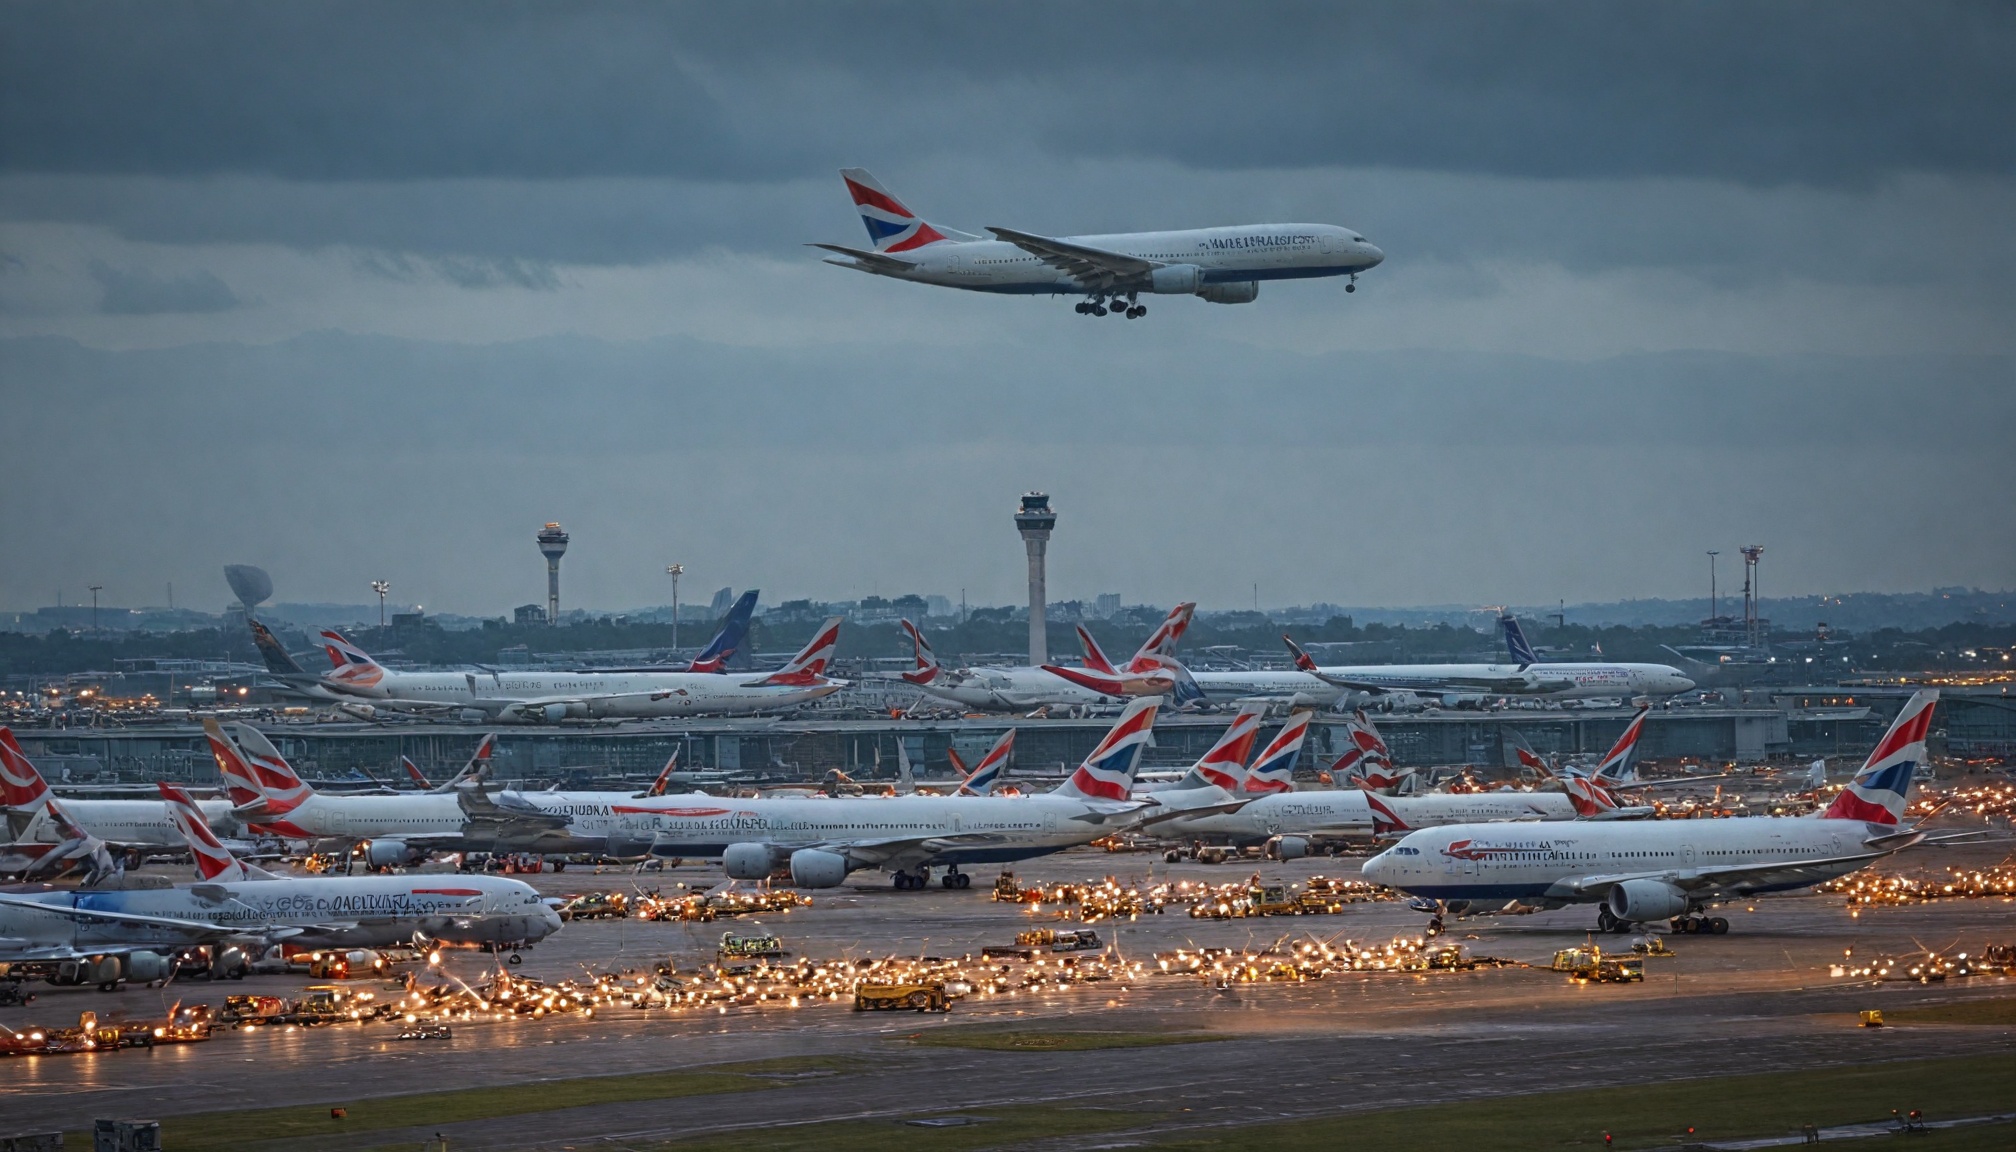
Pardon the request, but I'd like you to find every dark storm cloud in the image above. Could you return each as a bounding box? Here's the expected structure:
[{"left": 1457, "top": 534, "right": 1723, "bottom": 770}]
[
  {"left": 87, "top": 260, "right": 239, "bottom": 314},
  {"left": 4, "top": 1, "right": 2011, "bottom": 186}
]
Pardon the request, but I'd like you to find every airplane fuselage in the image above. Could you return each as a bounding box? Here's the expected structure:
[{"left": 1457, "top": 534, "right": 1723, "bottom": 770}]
[
  {"left": 637, "top": 792, "right": 1119, "bottom": 869},
  {"left": 7, "top": 797, "right": 237, "bottom": 850},
  {"left": 913, "top": 666, "right": 1117, "bottom": 712},
  {"left": 874, "top": 225, "right": 1382, "bottom": 296},
  {"left": 1162, "top": 788, "right": 1579, "bottom": 842},
  {"left": 328, "top": 668, "right": 843, "bottom": 720}
]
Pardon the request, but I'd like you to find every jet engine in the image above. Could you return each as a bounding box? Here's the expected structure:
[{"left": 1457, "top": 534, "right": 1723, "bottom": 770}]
[
  {"left": 540, "top": 703, "right": 571, "bottom": 723},
  {"left": 1265, "top": 835, "right": 1311, "bottom": 861},
  {"left": 787, "top": 848, "right": 850, "bottom": 889},
  {"left": 1606, "top": 879, "right": 1689, "bottom": 922},
  {"left": 337, "top": 703, "right": 379, "bottom": 720},
  {"left": 1148, "top": 264, "right": 1204, "bottom": 294},
  {"left": 53, "top": 956, "right": 122, "bottom": 987},
  {"left": 361, "top": 839, "right": 417, "bottom": 867},
  {"left": 120, "top": 950, "right": 170, "bottom": 984},
  {"left": 1197, "top": 281, "right": 1259, "bottom": 305},
  {"left": 722, "top": 842, "right": 780, "bottom": 880}
]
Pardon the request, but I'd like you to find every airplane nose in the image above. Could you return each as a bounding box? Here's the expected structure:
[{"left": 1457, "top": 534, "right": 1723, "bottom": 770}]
[
  {"left": 537, "top": 905, "right": 564, "bottom": 938},
  {"left": 1362, "top": 244, "right": 1384, "bottom": 268},
  {"left": 1360, "top": 852, "right": 1389, "bottom": 883}
]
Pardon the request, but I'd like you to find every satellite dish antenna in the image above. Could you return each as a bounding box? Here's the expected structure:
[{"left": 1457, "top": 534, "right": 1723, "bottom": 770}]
[{"left": 224, "top": 565, "right": 273, "bottom": 614}]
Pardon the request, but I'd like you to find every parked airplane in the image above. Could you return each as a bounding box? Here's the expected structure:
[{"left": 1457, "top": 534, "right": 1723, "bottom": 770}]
[
  {"left": 1280, "top": 621, "right": 1693, "bottom": 705},
  {"left": 2, "top": 727, "right": 235, "bottom": 855},
  {"left": 1362, "top": 690, "right": 1952, "bottom": 935},
  {"left": 815, "top": 169, "right": 1383, "bottom": 317},
  {"left": 633, "top": 699, "right": 1170, "bottom": 889},
  {"left": 898, "top": 604, "right": 1194, "bottom": 712},
  {"left": 309, "top": 618, "right": 846, "bottom": 722}
]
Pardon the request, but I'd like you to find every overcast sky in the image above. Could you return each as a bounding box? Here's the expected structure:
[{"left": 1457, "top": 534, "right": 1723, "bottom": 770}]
[{"left": 3, "top": 1, "right": 2012, "bottom": 615}]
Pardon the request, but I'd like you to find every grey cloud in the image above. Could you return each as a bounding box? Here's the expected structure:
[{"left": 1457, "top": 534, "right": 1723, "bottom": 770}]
[
  {"left": 87, "top": 260, "right": 239, "bottom": 314},
  {"left": 4, "top": 2, "right": 2011, "bottom": 187}
]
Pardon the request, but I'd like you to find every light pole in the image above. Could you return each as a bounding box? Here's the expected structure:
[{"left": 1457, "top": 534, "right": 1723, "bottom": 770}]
[
  {"left": 88, "top": 585, "right": 102, "bottom": 631},
  {"left": 1706, "top": 551, "right": 1720, "bottom": 622},
  {"left": 371, "top": 580, "right": 390, "bottom": 627},
  {"left": 665, "top": 564, "right": 684, "bottom": 652}
]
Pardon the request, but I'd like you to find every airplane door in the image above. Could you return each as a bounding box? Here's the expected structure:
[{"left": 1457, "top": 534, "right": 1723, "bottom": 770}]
[{"left": 1681, "top": 843, "right": 1696, "bottom": 866}]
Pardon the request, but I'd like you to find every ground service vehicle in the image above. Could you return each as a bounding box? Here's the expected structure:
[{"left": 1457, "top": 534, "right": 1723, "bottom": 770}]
[{"left": 854, "top": 982, "right": 950, "bottom": 1012}]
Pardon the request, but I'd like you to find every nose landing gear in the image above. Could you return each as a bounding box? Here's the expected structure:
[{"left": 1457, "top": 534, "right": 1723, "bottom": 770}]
[{"left": 1346, "top": 273, "right": 1357, "bottom": 293}]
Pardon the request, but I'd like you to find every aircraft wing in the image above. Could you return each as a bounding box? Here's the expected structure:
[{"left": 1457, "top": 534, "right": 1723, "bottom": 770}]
[
  {"left": 0, "top": 893, "right": 248, "bottom": 938},
  {"left": 986, "top": 226, "right": 1157, "bottom": 289},
  {"left": 807, "top": 243, "right": 919, "bottom": 274},
  {"left": 1553, "top": 846, "right": 1900, "bottom": 902},
  {"left": 1123, "top": 797, "right": 1254, "bottom": 830}
]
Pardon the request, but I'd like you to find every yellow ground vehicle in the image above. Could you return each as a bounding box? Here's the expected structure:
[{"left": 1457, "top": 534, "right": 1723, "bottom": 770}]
[
  {"left": 559, "top": 892, "right": 629, "bottom": 921},
  {"left": 717, "top": 931, "right": 787, "bottom": 964},
  {"left": 1552, "top": 946, "right": 1644, "bottom": 984},
  {"left": 853, "top": 982, "right": 950, "bottom": 1012},
  {"left": 1013, "top": 928, "right": 1102, "bottom": 953}
]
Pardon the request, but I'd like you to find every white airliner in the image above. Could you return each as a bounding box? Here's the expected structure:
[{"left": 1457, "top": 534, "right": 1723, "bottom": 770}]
[
  {"left": 1277, "top": 616, "right": 1694, "bottom": 705},
  {"left": 308, "top": 619, "right": 846, "bottom": 722},
  {"left": 815, "top": 169, "right": 1383, "bottom": 317},
  {"left": 635, "top": 699, "right": 1170, "bottom": 889},
  {"left": 1363, "top": 691, "right": 1950, "bottom": 935},
  {"left": 3, "top": 727, "right": 234, "bottom": 856},
  {"left": 897, "top": 605, "right": 1195, "bottom": 713}
]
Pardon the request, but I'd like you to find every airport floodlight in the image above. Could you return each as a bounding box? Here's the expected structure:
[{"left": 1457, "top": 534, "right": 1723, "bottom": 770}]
[
  {"left": 1014, "top": 493, "right": 1057, "bottom": 666},
  {"left": 371, "top": 579, "right": 390, "bottom": 627},
  {"left": 538, "top": 522, "right": 570, "bottom": 625},
  {"left": 666, "top": 563, "right": 685, "bottom": 651}
]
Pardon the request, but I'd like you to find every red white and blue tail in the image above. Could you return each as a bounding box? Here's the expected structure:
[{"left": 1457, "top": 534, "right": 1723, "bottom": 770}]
[
  {"left": 841, "top": 168, "right": 949, "bottom": 254},
  {"left": 0, "top": 727, "right": 53, "bottom": 811},
  {"left": 319, "top": 630, "right": 387, "bottom": 692},
  {"left": 899, "top": 619, "right": 941, "bottom": 686},
  {"left": 1592, "top": 707, "right": 1650, "bottom": 783},
  {"left": 750, "top": 617, "right": 843, "bottom": 687},
  {"left": 1244, "top": 711, "right": 1314, "bottom": 794},
  {"left": 1283, "top": 634, "right": 1319, "bottom": 673},
  {"left": 158, "top": 782, "right": 271, "bottom": 881},
  {"left": 1052, "top": 698, "right": 1160, "bottom": 802},
  {"left": 1182, "top": 704, "right": 1266, "bottom": 791},
  {"left": 1364, "top": 792, "right": 1413, "bottom": 839},
  {"left": 1823, "top": 690, "right": 1937, "bottom": 825},
  {"left": 1076, "top": 626, "right": 1118, "bottom": 676},
  {"left": 1127, "top": 603, "right": 1196, "bottom": 672},
  {"left": 230, "top": 723, "right": 315, "bottom": 814},
  {"left": 957, "top": 730, "right": 1016, "bottom": 796}
]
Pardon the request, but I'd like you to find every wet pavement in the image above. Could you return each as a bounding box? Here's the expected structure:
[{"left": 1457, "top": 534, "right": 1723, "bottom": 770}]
[{"left": 3, "top": 843, "right": 2012, "bottom": 1147}]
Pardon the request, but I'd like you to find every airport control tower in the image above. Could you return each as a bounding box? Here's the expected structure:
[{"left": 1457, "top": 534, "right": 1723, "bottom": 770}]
[
  {"left": 537, "top": 522, "right": 569, "bottom": 626},
  {"left": 1014, "top": 493, "right": 1056, "bottom": 666}
]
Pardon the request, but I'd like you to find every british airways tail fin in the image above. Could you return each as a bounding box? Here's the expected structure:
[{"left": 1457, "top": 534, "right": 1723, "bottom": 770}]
[
  {"left": 1502, "top": 615, "right": 1540, "bottom": 668},
  {"left": 158, "top": 782, "right": 274, "bottom": 881},
  {"left": 1282, "top": 634, "right": 1318, "bottom": 673},
  {"left": 1179, "top": 704, "right": 1265, "bottom": 791},
  {"left": 957, "top": 730, "right": 1015, "bottom": 796},
  {"left": 1051, "top": 698, "right": 1160, "bottom": 802},
  {"left": 1077, "top": 625, "right": 1118, "bottom": 675},
  {"left": 1822, "top": 690, "right": 1937, "bottom": 825},
  {"left": 1592, "top": 708, "right": 1650, "bottom": 783},
  {"left": 0, "top": 727, "right": 52, "bottom": 811},
  {"left": 318, "top": 630, "right": 388, "bottom": 691},
  {"left": 749, "top": 617, "right": 843, "bottom": 687},
  {"left": 1244, "top": 711, "right": 1314, "bottom": 794},
  {"left": 688, "top": 590, "right": 759, "bottom": 673},
  {"left": 1128, "top": 603, "right": 1196, "bottom": 670},
  {"left": 840, "top": 169, "right": 967, "bottom": 253},
  {"left": 899, "top": 619, "right": 941, "bottom": 685}
]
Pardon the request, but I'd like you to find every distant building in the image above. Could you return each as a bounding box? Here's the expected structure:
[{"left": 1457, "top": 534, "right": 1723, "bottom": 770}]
[
  {"left": 1094, "top": 593, "right": 1121, "bottom": 619},
  {"left": 513, "top": 603, "right": 548, "bottom": 626},
  {"left": 708, "top": 587, "right": 736, "bottom": 614},
  {"left": 925, "top": 595, "right": 953, "bottom": 618}
]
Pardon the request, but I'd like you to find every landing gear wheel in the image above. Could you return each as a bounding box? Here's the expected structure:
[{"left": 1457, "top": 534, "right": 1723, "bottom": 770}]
[
  {"left": 941, "top": 873, "right": 958, "bottom": 889},
  {"left": 1346, "top": 282, "right": 1355, "bottom": 293},
  {"left": 1597, "top": 907, "right": 1618, "bottom": 933},
  {"left": 1425, "top": 917, "right": 1444, "bottom": 937},
  {"left": 1127, "top": 306, "right": 1146, "bottom": 318},
  {"left": 508, "top": 952, "right": 523, "bottom": 965},
  {"left": 1164, "top": 850, "right": 1181, "bottom": 864},
  {"left": 1092, "top": 305, "right": 1108, "bottom": 316},
  {"left": 1673, "top": 917, "right": 1695, "bottom": 934},
  {"left": 955, "top": 872, "right": 971, "bottom": 890},
  {"left": 1708, "top": 916, "right": 1729, "bottom": 935}
]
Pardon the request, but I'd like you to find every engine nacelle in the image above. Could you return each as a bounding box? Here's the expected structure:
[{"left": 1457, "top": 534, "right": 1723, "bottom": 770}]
[
  {"left": 787, "top": 848, "right": 850, "bottom": 889},
  {"left": 120, "top": 951, "right": 170, "bottom": 984},
  {"left": 1606, "top": 878, "right": 1689, "bottom": 922},
  {"left": 53, "top": 956, "right": 123, "bottom": 987},
  {"left": 1147, "top": 264, "right": 1204, "bottom": 294},
  {"left": 1197, "top": 281, "right": 1259, "bottom": 305},
  {"left": 540, "top": 702, "right": 571, "bottom": 723},
  {"left": 211, "top": 946, "right": 250, "bottom": 978},
  {"left": 337, "top": 702, "right": 378, "bottom": 720},
  {"left": 1266, "top": 836, "right": 1310, "bottom": 861},
  {"left": 362, "top": 839, "right": 416, "bottom": 868},
  {"left": 722, "top": 841, "right": 780, "bottom": 880}
]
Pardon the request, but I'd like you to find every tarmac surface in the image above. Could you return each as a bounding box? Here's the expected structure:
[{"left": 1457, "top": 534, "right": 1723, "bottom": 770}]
[{"left": 3, "top": 842, "right": 2013, "bottom": 1148}]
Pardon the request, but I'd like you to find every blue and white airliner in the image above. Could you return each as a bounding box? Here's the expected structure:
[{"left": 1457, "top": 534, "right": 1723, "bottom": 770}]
[{"left": 813, "top": 168, "right": 1383, "bottom": 317}]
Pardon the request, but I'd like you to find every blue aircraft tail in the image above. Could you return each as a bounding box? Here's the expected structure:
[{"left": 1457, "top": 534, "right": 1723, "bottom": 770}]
[
  {"left": 688, "top": 589, "right": 759, "bottom": 672},
  {"left": 1501, "top": 615, "right": 1539, "bottom": 667}
]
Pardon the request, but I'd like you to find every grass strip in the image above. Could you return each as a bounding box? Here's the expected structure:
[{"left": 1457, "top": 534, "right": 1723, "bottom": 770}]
[
  {"left": 1148, "top": 1052, "right": 2016, "bottom": 1151},
  {"left": 1884, "top": 997, "right": 2016, "bottom": 1027},
  {"left": 646, "top": 1107, "right": 1157, "bottom": 1152},
  {"left": 91, "top": 1055, "right": 850, "bottom": 1152},
  {"left": 903, "top": 1026, "right": 1222, "bottom": 1052}
]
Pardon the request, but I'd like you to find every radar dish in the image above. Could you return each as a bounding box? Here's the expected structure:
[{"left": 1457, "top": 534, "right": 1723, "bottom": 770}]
[{"left": 224, "top": 565, "right": 273, "bottom": 610}]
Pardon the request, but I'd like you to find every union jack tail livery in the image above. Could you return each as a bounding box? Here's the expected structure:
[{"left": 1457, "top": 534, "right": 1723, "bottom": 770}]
[
  {"left": 1501, "top": 615, "right": 1540, "bottom": 667},
  {"left": 0, "top": 727, "right": 52, "bottom": 811},
  {"left": 204, "top": 720, "right": 314, "bottom": 836},
  {"left": 1561, "top": 773, "right": 1623, "bottom": 818},
  {"left": 687, "top": 590, "right": 759, "bottom": 673},
  {"left": 899, "top": 619, "right": 941, "bottom": 685},
  {"left": 230, "top": 723, "right": 316, "bottom": 814},
  {"left": 158, "top": 782, "right": 270, "bottom": 881},
  {"left": 1364, "top": 792, "right": 1412, "bottom": 839},
  {"left": 1184, "top": 704, "right": 1266, "bottom": 791},
  {"left": 842, "top": 168, "right": 949, "bottom": 254},
  {"left": 1592, "top": 708, "right": 1650, "bottom": 783},
  {"left": 1126, "top": 603, "right": 1196, "bottom": 672},
  {"left": 1077, "top": 625, "right": 1118, "bottom": 675},
  {"left": 319, "top": 630, "right": 387, "bottom": 691},
  {"left": 749, "top": 617, "right": 843, "bottom": 687},
  {"left": 957, "top": 730, "right": 1016, "bottom": 796},
  {"left": 1244, "top": 711, "right": 1314, "bottom": 794},
  {"left": 1822, "top": 690, "right": 1937, "bottom": 825},
  {"left": 1283, "top": 634, "right": 1319, "bottom": 673},
  {"left": 1053, "top": 698, "right": 1160, "bottom": 802}
]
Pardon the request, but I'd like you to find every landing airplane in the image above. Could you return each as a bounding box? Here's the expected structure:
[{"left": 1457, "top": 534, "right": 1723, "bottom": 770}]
[
  {"left": 814, "top": 169, "right": 1383, "bottom": 317},
  {"left": 1362, "top": 691, "right": 1962, "bottom": 936}
]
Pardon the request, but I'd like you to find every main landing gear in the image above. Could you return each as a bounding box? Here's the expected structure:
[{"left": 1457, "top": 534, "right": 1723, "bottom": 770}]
[
  {"left": 1596, "top": 907, "right": 1630, "bottom": 934},
  {"left": 892, "top": 868, "right": 935, "bottom": 890},
  {"left": 1074, "top": 294, "right": 1146, "bottom": 319},
  {"left": 940, "top": 867, "right": 972, "bottom": 890},
  {"left": 1671, "top": 914, "right": 1728, "bottom": 935}
]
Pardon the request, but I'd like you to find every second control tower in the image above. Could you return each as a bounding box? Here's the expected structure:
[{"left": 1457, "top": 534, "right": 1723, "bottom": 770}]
[
  {"left": 537, "top": 522, "right": 569, "bottom": 625},
  {"left": 1014, "top": 493, "right": 1056, "bottom": 666}
]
